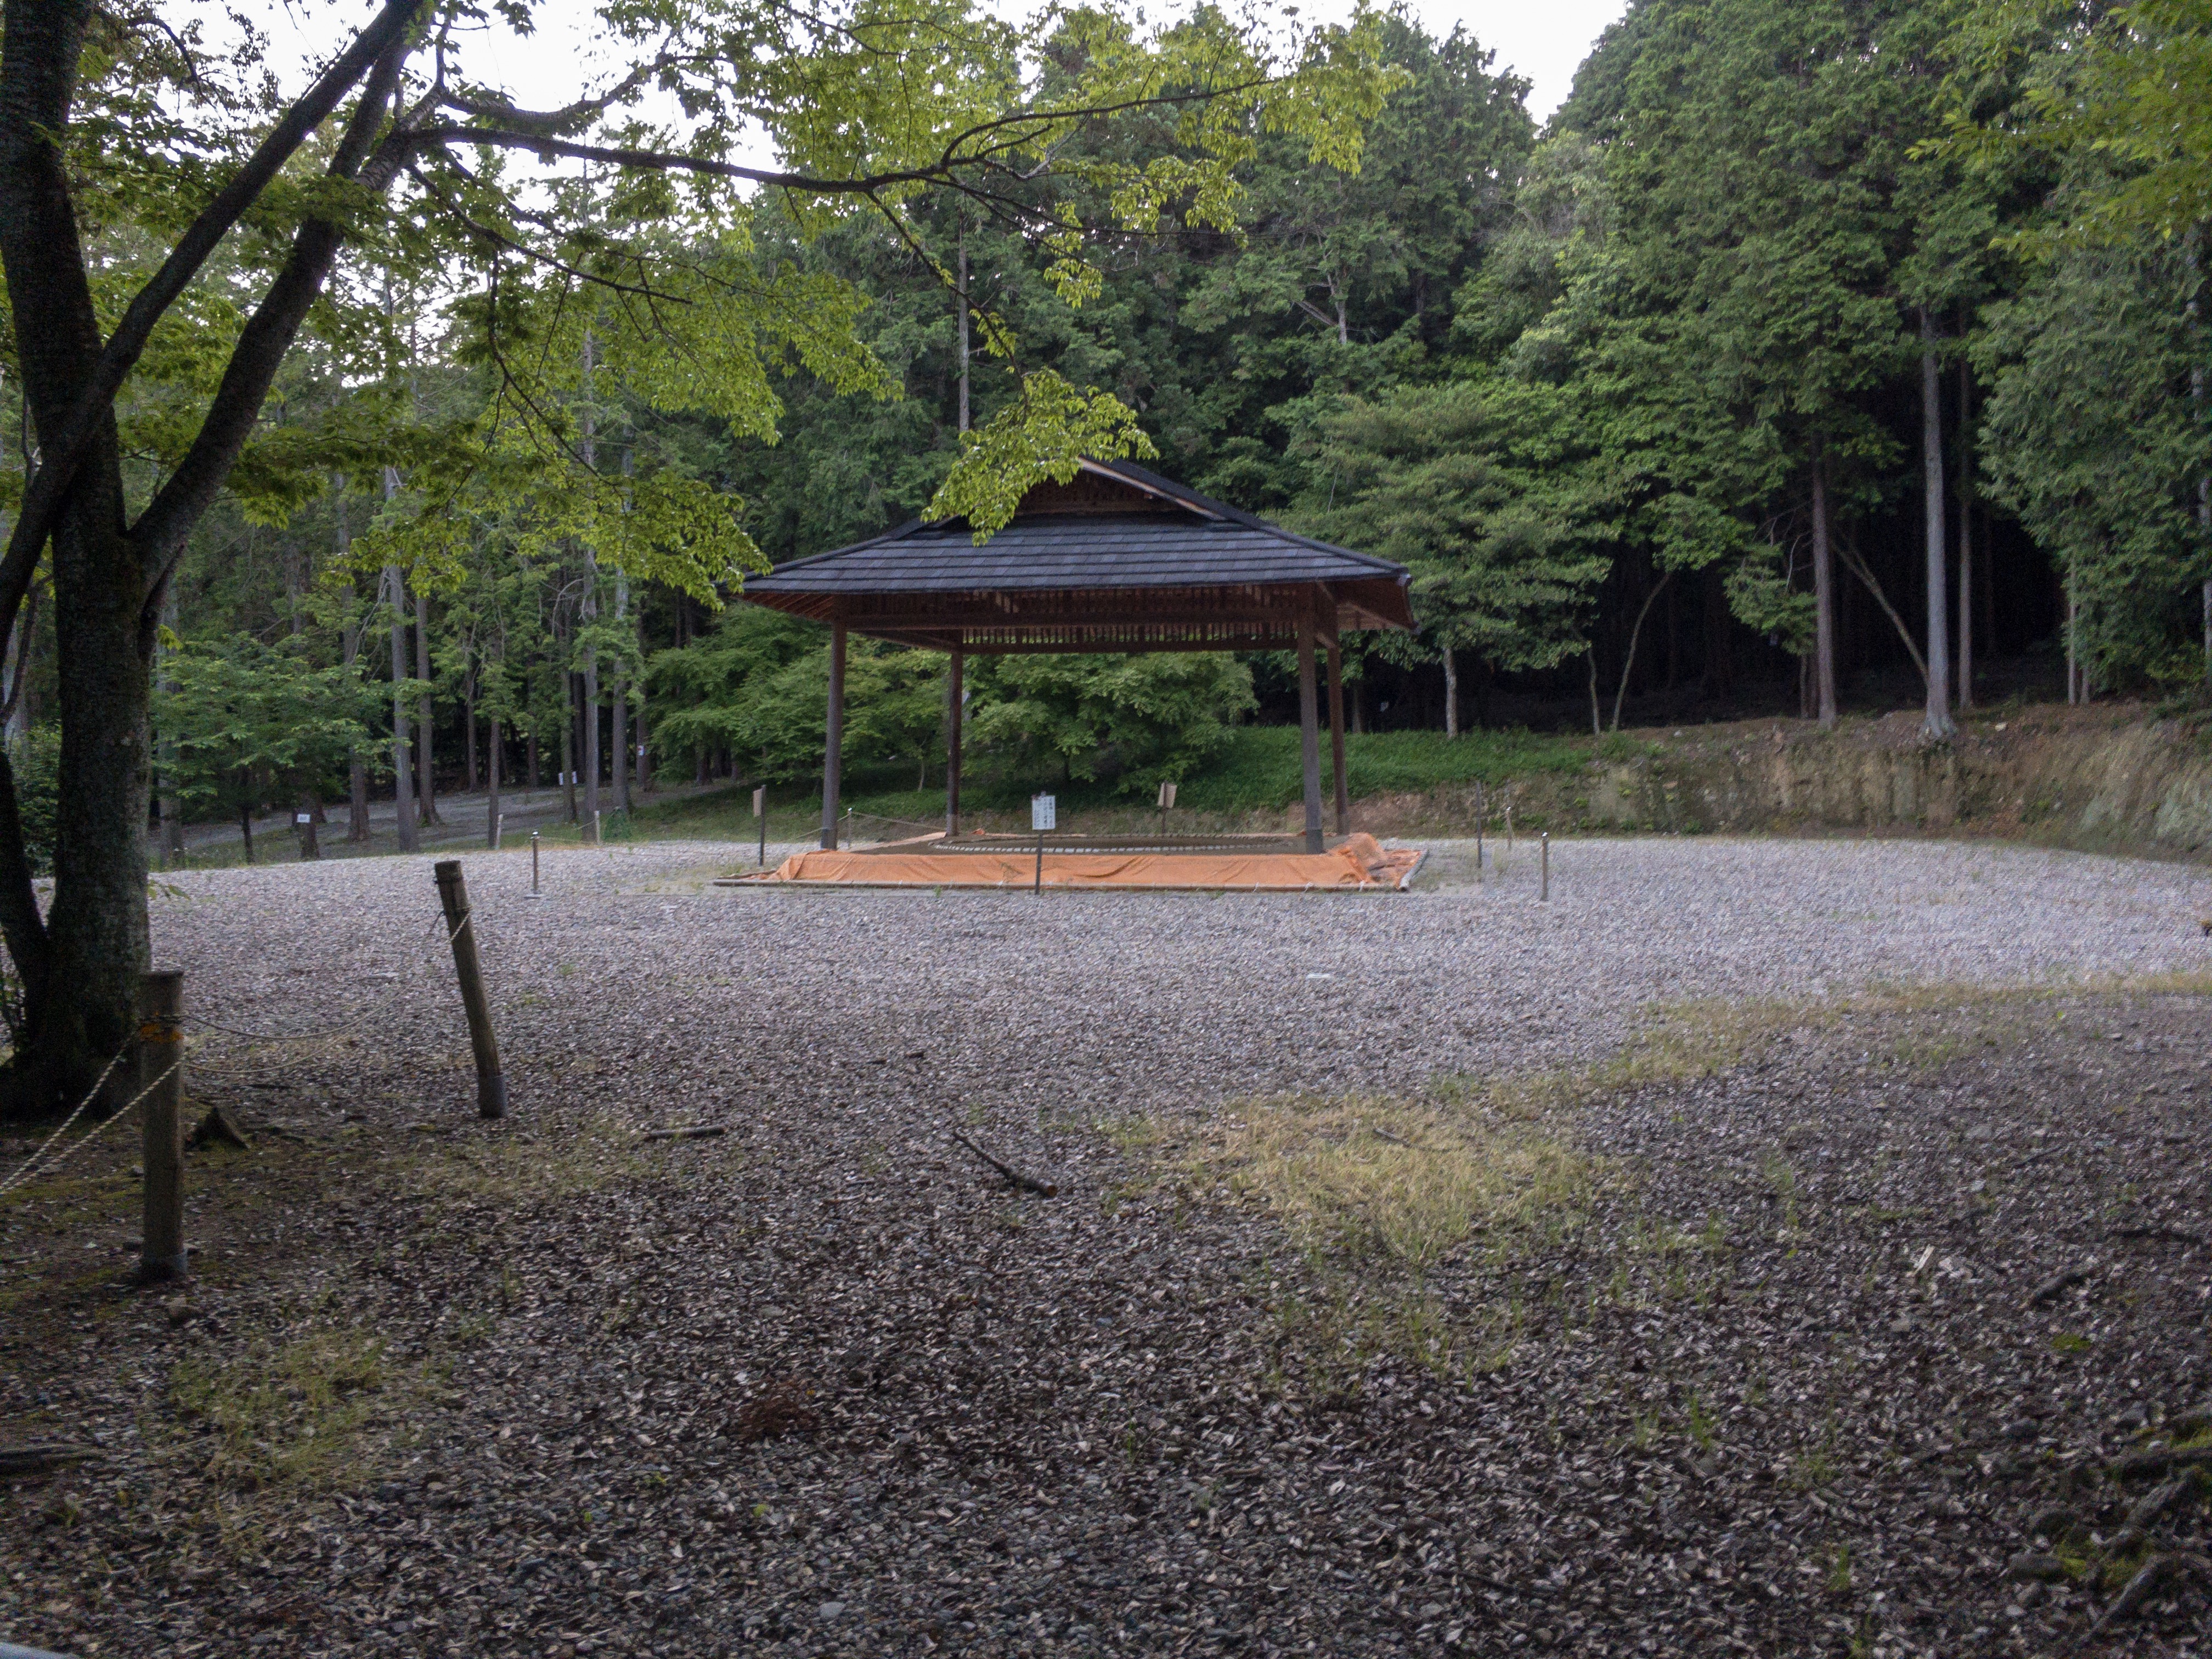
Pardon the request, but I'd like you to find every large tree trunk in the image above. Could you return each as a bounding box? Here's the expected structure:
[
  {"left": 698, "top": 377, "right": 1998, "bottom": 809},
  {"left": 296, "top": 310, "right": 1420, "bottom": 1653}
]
[
  {"left": 0, "top": 0, "right": 151, "bottom": 1111},
  {"left": 1918, "top": 311, "right": 1955, "bottom": 738},
  {"left": 0, "top": 0, "right": 416, "bottom": 1117},
  {"left": 1810, "top": 444, "right": 1838, "bottom": 727}
]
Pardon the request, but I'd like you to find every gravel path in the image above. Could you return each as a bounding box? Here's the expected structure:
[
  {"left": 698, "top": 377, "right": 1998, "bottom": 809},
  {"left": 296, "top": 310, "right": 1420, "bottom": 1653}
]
[
  {"left": 4, "top": 834, "right": 2209, "bottom": 1659},
  {"left": 146, "top": 834, "right": 2212, "bottom": 1123}
]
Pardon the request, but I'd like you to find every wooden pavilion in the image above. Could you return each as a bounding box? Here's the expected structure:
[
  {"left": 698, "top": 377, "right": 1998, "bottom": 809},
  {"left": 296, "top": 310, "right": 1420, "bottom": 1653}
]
[{"left": 740, "top": 460, "right": 1415, "bottom": 855}]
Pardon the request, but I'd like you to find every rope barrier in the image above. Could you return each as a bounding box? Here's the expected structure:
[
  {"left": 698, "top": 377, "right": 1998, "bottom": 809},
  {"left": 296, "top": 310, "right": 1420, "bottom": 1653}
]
[
  {"left": 0, "top": 1042, "right": 134, "bottom": 1199},
  {"left": 2, "top": 906, "right": 472, "bottom": 1202},
  {"left": 0, "top": 1049, "right": 188, "bottom": 1196}
]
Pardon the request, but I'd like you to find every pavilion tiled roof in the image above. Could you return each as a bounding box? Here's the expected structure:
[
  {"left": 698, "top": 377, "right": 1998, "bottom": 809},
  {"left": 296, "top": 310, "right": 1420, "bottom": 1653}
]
[{"left": 740, "top": 459, "right": 1413, "bottom": 652}]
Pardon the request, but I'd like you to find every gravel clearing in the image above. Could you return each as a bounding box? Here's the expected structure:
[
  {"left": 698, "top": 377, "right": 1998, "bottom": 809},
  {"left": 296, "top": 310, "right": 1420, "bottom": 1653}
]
[
  {"left": 145, "top": 834, "right": 2212, "bottom": 1115},
  {"left": 2, "top": 834, "right": 2209, "bottom": 1658}
]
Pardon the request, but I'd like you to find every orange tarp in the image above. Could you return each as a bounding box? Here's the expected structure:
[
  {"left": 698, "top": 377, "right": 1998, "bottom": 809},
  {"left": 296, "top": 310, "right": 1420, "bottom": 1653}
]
[{"left": 737, "top": 832, "right": 1421, "bottom": 892}]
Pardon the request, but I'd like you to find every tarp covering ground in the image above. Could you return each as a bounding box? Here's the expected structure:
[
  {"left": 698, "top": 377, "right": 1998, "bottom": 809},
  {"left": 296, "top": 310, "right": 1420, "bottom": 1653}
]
[{"left": 734, "top": 832, "right": 1423, "bottom": 891}]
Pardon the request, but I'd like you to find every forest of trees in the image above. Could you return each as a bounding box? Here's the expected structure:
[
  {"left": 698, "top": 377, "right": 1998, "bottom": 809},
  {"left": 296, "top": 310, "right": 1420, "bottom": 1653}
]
[
  {"left": 7, "top": 0, "right": 2206, "bottom": 866},
  {"left": 3, "top": 0, "right": 2206, "bottom": 1113}
]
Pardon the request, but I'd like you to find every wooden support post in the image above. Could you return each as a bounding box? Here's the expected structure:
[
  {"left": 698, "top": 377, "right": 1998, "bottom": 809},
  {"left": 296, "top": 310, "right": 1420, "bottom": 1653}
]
[
  {"left": 822, "top": 618, "right": 846, "bottom": 850},
  {"left": 137, "top": 972, "right": 187, "bottom": 1284},
  {"left": 1325, "top": 635, "right": 1348, "bottom": 836},
  {"left": 434, "top": 861, "right": 507, "bottom": 1119},
  {"left": 1541, "top": 832, "right": 1550, "bottom": 902},
  {"left": 945, "top": 646, "right": 964, "bottom": 838},
  {"left": 1296, "top": 617, "right": 1324, "bottom": 855}
]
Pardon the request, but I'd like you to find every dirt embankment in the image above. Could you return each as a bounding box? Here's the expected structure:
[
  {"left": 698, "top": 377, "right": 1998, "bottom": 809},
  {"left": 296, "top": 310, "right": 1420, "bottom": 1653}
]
[{"left": 1342, "top": 703, "right": 2212, "bottom": 859}]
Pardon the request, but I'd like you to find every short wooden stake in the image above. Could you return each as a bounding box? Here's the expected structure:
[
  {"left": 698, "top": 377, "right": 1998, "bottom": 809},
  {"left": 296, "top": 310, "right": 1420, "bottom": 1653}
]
[
  {"left": 492, "top": 812, "right": 503, "bottom": 850},
  {"left": 433, "top": 861, "right": 507, "bottom": 1119},
  {"left": 1034, "top": 832, "right": 1045, "bottom": 893},
  {"left": 592, "top": 809, "right": 602, "bottom": 846},
  {"left": 136, "top": 972, "right": 187, "bottom": 1283},
  {"left": 1541, "top": 832, "right": 1550, "bottom": 902},
  {"left": 531, "top": 831, "right": 540, "bottom": 894}
]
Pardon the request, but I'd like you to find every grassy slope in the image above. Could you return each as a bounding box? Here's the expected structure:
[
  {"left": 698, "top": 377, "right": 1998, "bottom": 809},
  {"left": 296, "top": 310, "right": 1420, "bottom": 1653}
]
[{"left": 602, "top": 725, "right": 1593, "bottom": 843}]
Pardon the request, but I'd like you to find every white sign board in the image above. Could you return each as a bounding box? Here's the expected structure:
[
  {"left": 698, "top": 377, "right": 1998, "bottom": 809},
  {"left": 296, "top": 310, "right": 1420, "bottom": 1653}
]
[
  {"left": 752, "top": 786, "right": 766, "bottom": 817},
  {"left": 1156, "top": 780, "right": 1177, "bottom": 810},
  {"left": 294, "top": 812, "right": 312, "bottom": 826},
  {"left": 1030, "top": 793, "right": 1057, "bottom": 832}
]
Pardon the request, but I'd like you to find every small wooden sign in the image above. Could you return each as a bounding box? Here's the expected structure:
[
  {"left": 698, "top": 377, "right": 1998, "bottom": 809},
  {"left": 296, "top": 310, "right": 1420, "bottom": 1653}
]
[
  {"left": 1156, "top": 781, "right": 1177, "bottom": 810},
  {"left": 752, "top": 786, "right": 766, "bottom": 817},
  {"left": 1031, "top": 793, "right": 1057, "bottom": 832}
]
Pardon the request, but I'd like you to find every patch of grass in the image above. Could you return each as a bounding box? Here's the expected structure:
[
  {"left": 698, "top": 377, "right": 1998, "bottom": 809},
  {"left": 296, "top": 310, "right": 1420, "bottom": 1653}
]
[
  {"left": 1173, "top": 1096, "right": 1597, "bottom": 1270},
  {"left": 1266, "top": 1276, "right": 1492, "bottom": 1382},
  {"left": 1168, "top": 726, "right": 1587, "bottom": 814},
  {"left": 170, "top": 1329, "right": 401, "bottom": 1491}
]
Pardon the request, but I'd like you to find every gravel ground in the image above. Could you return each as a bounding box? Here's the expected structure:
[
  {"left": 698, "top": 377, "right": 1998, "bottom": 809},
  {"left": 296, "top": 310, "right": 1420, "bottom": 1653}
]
[{"left": 2, "top": 834, "right": 2209, "bottom": 1658}]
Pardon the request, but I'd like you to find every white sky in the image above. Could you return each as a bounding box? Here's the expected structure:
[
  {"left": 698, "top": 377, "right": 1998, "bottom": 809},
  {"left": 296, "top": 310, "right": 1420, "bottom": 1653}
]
[
  {"left": 1431, "top": 1, "right": 1626, "bottom": 120},
  {"left": 263, "top": 0, "right": 1623, "bottom": 139}
]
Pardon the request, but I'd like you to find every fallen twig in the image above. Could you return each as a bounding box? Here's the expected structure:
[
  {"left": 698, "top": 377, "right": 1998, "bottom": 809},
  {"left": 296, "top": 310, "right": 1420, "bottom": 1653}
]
[
  {"left": 0, "top": 1443, "right": 101, "bottom": 1480},
  {"left": 2028, "top": 1266, "right": 2090, "bottom": 1305},
  {"left": 2104, "top": 1224, "right": 2207, "bottom": 1246},
  {"left": 642, "top": 1124, "right": 727, "bottom": 1142},
  {"left": 948, "top": 1132, "right": 1058, "bottom": 1198}
]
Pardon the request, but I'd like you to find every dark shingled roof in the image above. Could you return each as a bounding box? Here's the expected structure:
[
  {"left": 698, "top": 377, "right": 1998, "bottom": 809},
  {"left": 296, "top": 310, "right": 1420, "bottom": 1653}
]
[{"left": 740, "top": 459, "right": 1413, "bottom": 653}]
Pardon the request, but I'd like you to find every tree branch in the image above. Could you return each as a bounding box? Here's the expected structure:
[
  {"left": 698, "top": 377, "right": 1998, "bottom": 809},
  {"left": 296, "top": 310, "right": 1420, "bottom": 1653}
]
[
  {"left": 1836, "top": 539, "right": 1929, "bottom": 687},
  {"left": 408, "top": 80, "right": 1267, "bottom": 198},
  {"left": 132, "top": 36, "right": 418, "bottom": 615},
  {"left": 1611, "top": 568, "right": 1673, "bottom": 732},
  {"left": 0, "top": 0, "right": 426, "bottom": 670}
]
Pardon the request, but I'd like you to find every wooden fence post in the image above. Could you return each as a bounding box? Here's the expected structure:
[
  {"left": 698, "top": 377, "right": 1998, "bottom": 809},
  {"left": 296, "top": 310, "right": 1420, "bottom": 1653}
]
[
  {"left": 434, "top": 861, "right": 507, "bottom": 1119},
  {"left": 137, "top": 971, "right": 187, "bottom": 1283}
]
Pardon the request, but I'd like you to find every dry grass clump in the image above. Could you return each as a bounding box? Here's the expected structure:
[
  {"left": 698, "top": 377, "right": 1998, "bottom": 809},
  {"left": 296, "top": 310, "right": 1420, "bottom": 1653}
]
[{"left": 1173, "top": 1096, "right": 1597, "bottom": 1270}]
